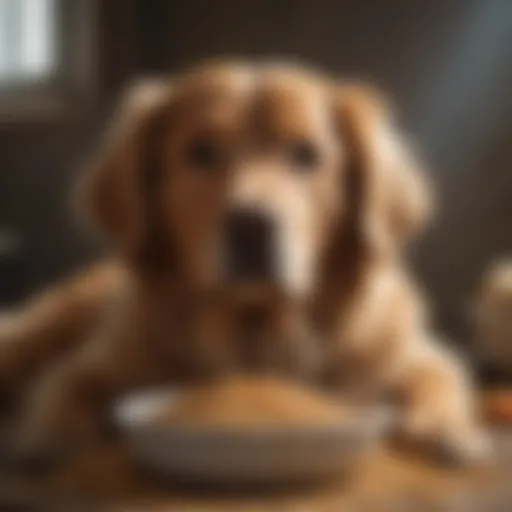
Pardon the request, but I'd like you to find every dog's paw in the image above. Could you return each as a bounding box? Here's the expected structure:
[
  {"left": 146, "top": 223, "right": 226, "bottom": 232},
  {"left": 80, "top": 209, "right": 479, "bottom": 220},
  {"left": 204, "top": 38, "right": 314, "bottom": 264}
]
[
  {"left": 435, "top": 428, "right": 494, "bottom": 467},
  {"left": 398, "top": 411, "right": 494, "bottom": 467},
  {"left": 9, "top": 396, "right": 101, "bottom": 475},
  {"left": 8, "top": 415, "right": 81, "bottom": 475},
  {"left": 9, "top": 441, "right": 68, "bottom": 476}
]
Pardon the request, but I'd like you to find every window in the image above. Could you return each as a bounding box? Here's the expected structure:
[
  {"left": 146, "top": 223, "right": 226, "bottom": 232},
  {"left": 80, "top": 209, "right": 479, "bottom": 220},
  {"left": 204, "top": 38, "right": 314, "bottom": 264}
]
[
  {"left": 0, "top": 0, "right": 56, "bottom": 84},
  {"left": 0, "top": 0, "right": 96, "bottom": 119}
]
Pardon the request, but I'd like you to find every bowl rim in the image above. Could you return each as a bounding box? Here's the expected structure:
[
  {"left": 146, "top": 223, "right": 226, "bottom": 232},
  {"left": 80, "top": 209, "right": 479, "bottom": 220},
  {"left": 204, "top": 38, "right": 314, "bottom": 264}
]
[{"left": 112, "top": 387, "right": 397, "bottom": 438}]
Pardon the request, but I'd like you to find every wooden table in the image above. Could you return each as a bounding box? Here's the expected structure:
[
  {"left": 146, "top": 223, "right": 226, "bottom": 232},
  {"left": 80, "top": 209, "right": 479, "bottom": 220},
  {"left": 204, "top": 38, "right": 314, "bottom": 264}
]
[{"left": 2, "top": 430, "right": 511, "bottom": 511}]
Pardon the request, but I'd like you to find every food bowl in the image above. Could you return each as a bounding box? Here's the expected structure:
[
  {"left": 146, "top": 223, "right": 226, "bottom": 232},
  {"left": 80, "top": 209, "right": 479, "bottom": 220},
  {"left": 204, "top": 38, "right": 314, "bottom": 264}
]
[{"left": 113, "top": 382, "right": 394, "bottom": 485}]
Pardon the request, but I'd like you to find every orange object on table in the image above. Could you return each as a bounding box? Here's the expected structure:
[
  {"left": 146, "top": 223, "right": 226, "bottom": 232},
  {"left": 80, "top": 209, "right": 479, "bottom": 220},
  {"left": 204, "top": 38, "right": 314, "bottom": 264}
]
[{"left": 482, "top": 388, "right": 512, "bottom": 425}]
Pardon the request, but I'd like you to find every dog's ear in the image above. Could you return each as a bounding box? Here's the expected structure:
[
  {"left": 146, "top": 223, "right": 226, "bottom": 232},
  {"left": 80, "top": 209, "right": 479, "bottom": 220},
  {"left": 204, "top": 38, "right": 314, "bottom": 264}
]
[
  {"left": 334, "top": 85, "right": 434, "bottom": 257},
  {"left": 80, "top": 79, "right": 172, "bottom": 257}
]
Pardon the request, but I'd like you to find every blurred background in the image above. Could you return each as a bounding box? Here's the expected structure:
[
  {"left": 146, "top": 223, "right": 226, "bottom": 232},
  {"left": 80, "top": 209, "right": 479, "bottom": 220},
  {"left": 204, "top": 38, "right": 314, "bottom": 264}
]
[{"left": 0, "top": 0, "right": 511, "bottom": 340}]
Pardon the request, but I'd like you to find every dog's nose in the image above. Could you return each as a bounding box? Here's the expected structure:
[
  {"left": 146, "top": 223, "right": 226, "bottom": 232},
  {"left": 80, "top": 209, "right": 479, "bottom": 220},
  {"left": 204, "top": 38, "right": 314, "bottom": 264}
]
[{"left": 224, "top": 206, "right": 276, "bottom": 281}]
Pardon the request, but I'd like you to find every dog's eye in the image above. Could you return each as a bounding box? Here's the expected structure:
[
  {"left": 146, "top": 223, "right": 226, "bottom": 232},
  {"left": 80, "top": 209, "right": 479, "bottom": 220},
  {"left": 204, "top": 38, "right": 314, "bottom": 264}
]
[
  {"left": 187, "top": 138, "right": 221, "bottom": 170},
  {"left": 288, "top": 140, "right": 320, "bottom": 170}
]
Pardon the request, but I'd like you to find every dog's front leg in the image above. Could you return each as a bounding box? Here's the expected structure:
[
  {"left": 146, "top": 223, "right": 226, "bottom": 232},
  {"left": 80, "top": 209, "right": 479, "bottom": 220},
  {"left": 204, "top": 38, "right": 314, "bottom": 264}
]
[
  {"left": 394, "top": 336, "right": 491, "bottom": 465},
  {"left": 11, "top": 320, "right": 165, "bottom": 470},
  {"left": 0, "top": 261, "right": 123, "bottom": 404},
  {"left": 13, "top": 357, "right": 112, "bottom": 469}
]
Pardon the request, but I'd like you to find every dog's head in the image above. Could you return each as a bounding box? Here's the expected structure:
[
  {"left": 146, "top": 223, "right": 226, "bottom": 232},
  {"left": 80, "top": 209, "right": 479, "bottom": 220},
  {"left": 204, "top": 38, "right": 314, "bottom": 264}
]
[{"left": 83, "top": 62, "right": 432, "bottom": 303}]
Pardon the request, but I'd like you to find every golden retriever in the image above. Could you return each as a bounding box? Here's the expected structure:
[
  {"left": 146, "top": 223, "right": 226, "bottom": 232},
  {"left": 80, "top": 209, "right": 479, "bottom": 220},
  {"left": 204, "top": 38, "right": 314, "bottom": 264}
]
[{"left": 0, "top": 61, "right": 489, "bottom": 465}]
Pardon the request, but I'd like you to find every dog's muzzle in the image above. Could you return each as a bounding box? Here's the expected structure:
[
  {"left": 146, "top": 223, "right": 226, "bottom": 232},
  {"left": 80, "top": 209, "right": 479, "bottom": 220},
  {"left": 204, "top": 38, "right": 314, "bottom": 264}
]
[{"left": 223, "top": 206, "right": 277, "bottom": 283}]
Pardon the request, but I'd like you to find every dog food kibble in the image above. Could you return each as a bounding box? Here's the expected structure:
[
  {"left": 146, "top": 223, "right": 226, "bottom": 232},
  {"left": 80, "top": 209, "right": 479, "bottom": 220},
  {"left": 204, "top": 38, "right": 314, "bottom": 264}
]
[{"left": 154, "top": 376, "right": 347, "bottom": 427}]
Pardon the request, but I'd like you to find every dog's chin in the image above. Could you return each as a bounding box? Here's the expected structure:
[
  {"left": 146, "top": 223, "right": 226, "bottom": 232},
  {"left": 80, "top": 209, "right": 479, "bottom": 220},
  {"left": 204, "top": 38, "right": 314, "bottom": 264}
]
[
  {"left": 216, "top": 275, "right": 313, "bottom": 304},
  {"left": 196, "top": 255, "right": 316, "bottom": 302},
  {"left": 226, "top": 280, "right": 282, "bottom": 298}
]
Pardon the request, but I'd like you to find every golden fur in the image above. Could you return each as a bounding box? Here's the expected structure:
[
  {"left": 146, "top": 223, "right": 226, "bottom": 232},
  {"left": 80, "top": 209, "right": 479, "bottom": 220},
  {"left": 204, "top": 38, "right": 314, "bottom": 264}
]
[{"left": 0, "top": 62, "right": 488, "bottom": 464}]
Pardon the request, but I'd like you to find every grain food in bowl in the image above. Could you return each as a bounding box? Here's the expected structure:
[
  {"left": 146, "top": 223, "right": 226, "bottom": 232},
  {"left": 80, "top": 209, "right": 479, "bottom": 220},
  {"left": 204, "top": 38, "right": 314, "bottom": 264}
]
[{"left": 153, "top": 375, "right": 348, "bottom": 428}]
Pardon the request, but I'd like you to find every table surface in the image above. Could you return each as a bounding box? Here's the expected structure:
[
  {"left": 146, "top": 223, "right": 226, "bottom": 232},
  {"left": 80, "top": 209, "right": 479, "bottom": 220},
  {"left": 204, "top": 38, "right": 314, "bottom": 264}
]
[{"left": 1, "top": 430, "right": 511, "bottom": 512}]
